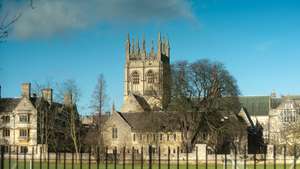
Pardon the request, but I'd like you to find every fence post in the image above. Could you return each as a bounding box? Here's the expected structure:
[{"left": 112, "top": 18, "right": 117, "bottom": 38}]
[
  {"left": 0, "top": 145, "right": 4, "bottom": 169},
  {"left": 158, "top": 146, "right": 161, "bottom": 169},
  {"left": 48, "top": 148, "right": 50, "bottom": 169},
  {"left": 55, "top": 150, "right": 58, "bottom": 169},
  {"left": 9, "top": 146, "right": 11, "bottom": 169},
  {"left": 205, "top": 145, "right": 208, "bottom": 169},
  {"left": 141, "top": 146, "right": 144, "bottom": 169},
  {"left": 123, "top": 147, "right": 126, "bottom": 169},
  {"left": 177, "top": 147, "right": 179, "bottom": 169},
  {"left": 234, "top": 145, "right": 237, "bottom": 169},
  {"left": 294, "top": 145, "right": 297, "bottom": 169},
  {"left": 273, "top": 145, "right": 276, "bottom": 169},
  {"left": 31, "top": 147, "right": 34, "bottom": 169},
  {"left": 80, "top": 149, "right": 83, "bottom": 169},
  {"left": 89, "top": 147, "right": 92, "bottom": 169},
  {"left": 132, "top": 147, "right": 135, "bottom": 169},
  {"left": 196, "top": 146, "right": 198, "bottom": 169},
  {"left": 105, "top": 147, "right": 108, "bottom": 169},
  {"left": 284, "top": 145, "right": 286, "bottom": 169},
  {"left": 264, "top": 146, "right": 266, "bottom": 169},
  {"left": 168, "top": 147, "right": 170, "bottom": 169},
  {"left": 72, "top": 151, "right": 74, "bottom": 169},
  {"left": 24, "top": 148, "right": 27, "bottom": 169},
  {"left": 97, "top": 147, "right": 100, "bottom": 169},
  {"left": 17, "top": 146, "right": 19, "bottom": 169},
  {"left": 186, "top": 145, "right": 188, "bottom": 169},
  {"left": 39, "top": 147, "right": 41, "bottom": 169},
  {"left": 225, "top": 152, "right": 227, "bottom": 169},
  {"left": 64, "top": 151, "right": 66, "bottom": 169},
  {"left": 244, "top": 145, "right": 246, "bottom": 169},
  {"left": 149, "top": 145, "right": 152, "bottom": 169},
  {"left": 254, "top": 149, "right": 256, "bottom": 169},
  {"left": 114, "top": 147, "right": 117, "bottom": 169},
  {"left": 215, "top": 147, "right": 217, "bottom": 169}
]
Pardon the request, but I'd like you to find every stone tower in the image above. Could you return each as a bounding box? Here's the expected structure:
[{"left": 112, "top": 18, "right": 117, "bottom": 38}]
[{"left": 121, "top": 33, "right": 171, "bottom": 112}]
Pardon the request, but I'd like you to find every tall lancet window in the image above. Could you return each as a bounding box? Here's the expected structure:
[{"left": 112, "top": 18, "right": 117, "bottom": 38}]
[{"left": 131, "top": 71, "right": 139, "bottom": 92}]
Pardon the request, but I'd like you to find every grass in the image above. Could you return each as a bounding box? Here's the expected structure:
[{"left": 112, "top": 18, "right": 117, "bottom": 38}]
[{"left": 3, "top": 159, "right": 300, "bottom": 169}]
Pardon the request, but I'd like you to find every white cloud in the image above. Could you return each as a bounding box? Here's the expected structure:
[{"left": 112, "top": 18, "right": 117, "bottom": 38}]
[{"left": 1, "top": 0, "right": 196, "bottom": 39}]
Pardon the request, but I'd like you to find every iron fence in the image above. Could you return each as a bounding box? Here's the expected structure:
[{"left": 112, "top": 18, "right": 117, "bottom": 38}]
[{"left": 0, "top": 145, "right": 299, "bottom": 169}]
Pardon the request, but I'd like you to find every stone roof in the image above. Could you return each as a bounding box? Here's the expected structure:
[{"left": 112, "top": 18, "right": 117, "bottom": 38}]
[
  {"left": 117, "top": 111, "right": 180, "bottom": 132},
  {"left": 0, "top": 98, "right": 21, "bottom": 112}
]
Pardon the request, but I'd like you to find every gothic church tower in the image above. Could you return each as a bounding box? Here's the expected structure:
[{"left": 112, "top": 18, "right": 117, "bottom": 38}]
[{"left": 121, "top": 33, "right": 171, "bottom": 112}]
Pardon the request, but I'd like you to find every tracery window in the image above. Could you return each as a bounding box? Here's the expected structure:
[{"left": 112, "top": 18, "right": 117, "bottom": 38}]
[
  {"left": 131, "top": 71, "right": 140, "bottom": 84},
  {"left": 146, "top": 70, "right": 155, "bottom": 84}
]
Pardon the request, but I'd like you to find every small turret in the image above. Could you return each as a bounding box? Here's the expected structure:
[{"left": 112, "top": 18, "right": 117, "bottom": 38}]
[
  {"left": 136, "top": 38, "right": 140, "bottom": 55},
  {"left": 126, "top": 33, "right": 130, "bottom": 61},
  {"left": 131, "top": 37, "right": 135, "bottom": 54},
  {"left": 142, "top": 34, "right": 146, "bottom": 58},
  {"left": 157, "top": 32, "right": 162, "bottom": 60}
]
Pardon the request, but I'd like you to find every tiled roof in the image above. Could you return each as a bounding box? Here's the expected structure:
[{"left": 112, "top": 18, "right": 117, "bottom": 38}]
[
  {"left": 239, "top": 96, "right": 270, "bottom": 116},
  {"left": 0, "top": 98, "right": 21, "bottom": 112},
  {"left": 118, "top": 111, "right": 180, "bottom": 132}
]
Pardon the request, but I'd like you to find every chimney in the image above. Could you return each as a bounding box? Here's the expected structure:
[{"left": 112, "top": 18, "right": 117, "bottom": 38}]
[
  {"left": 42, "top": 88, "right": 53, "bottom": 104},
  {"left": 64, "top": 92, "right": 73, "bottom": 106},
  {"left": 21, "top": 83, "right": 31, "bottom": 98},
  {"left": 0, "top": 85, "right": 1, "bottom": 99}
]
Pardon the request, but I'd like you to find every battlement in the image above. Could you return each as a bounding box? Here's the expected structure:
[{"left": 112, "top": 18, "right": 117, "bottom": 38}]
[{"left": 125, "top": 33, "right": 170, "bottom": 63}]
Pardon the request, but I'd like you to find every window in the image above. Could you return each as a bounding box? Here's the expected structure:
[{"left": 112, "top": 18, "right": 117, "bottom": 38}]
[
  {"left": 146, "top": 70, "right": 155, "bottom": 84},
  {"left": 133, "top": 134, "right": 136, "bottom": 141},
  {"left": 2, "top": 116, "right": 10, "bottom": 123},
  {"left": 160, "top": 134, "right": 163, "bottom": 141},
  {"left": 147, "top": 134, "right": 149, "bottom": 141},
  {"left": 131, "top": 71, "right": 140, "bottom": 84},
  {"left": 173, "top": 134, "right": 176, "bottom": 141},
  {"left": 3, "top": 128, "right": 10, "bottom": 137},
  {"left": 139, "top": 134, "right": 142, "bottom": 141},
  {"left": 20, "top": 146, "right": 28, "bottom": 153},
  {"left": 20, "top": 129, "right": 28, "bottom": 138},
  {"left": 153, "top": 134, "right": 156, "bottom": 141},
  {"left": 19, "top": 114, "right": 29, "bottom": 123},
  {"left": 112, "top": 128, "right": 118, "bottom": 139},
  {"left": 4, "top": 146, "right": 9, "bottom": 153}
]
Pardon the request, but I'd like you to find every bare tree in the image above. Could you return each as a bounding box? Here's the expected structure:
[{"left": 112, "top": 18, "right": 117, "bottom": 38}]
[
  {"left": 0, "top": 0, "right": 34, "bottom": 41},
  {"left": 168, "top": 59, "right": 244, "bottom": 151},
  {"left": 89, "top": 74, "right": 108, "bottom": 151},
  {"left": 57, "top": 79, "right": 81, "bottom": 159}
]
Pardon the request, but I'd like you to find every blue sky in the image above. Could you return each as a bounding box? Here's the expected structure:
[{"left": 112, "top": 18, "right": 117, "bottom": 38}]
[{"left": 1, "top": 0, "right": 300, "bottom": 115}]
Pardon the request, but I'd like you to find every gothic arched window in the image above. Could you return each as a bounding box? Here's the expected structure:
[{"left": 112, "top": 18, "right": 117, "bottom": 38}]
[
  {"left": 131, "top": 71, "right": 139, "bottom": 84},
  {"left": 146, "top": 70, "right": 155, "bottom": 84}
]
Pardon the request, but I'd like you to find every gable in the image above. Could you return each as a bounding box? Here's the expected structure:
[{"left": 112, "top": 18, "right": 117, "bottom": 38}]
[
  {"left": 120, "top": 93, "right": 150, "bottom": 113},
  {"left": 14, "top": 97, "right": 36, "bottom": 112}
]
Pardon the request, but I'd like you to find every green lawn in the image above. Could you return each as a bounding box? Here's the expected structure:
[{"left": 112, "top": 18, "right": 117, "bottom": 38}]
[{"left": 3, "top": 160, "right": 299, "bottom": 169}]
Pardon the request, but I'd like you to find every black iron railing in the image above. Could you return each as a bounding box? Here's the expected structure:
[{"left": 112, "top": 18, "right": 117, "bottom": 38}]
[{"left": 0, "top": 145, "right": 299, "bottom": 169}]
